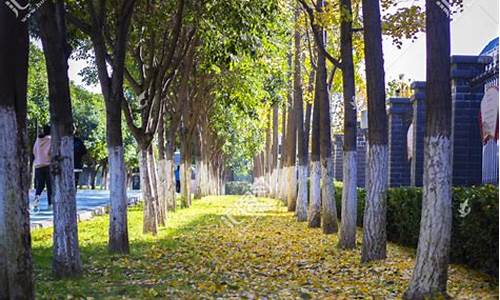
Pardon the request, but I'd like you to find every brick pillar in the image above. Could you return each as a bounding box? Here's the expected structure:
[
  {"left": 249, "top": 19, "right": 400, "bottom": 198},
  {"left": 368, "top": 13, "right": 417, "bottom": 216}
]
[
  {"left": 387, "top": 97, "right": 412, "bottom": 187},
  {"left": 450, "top": 55, "right": 488, "bottom": 186},
  {"left": 357, "top": 127, "right": 367, "bottom": 188},
  {"left": 410, "top": 81, "right": 426, "bottom": 187},
  {"left": 333, "top": 134, "right": 343, "bottom": 181}
]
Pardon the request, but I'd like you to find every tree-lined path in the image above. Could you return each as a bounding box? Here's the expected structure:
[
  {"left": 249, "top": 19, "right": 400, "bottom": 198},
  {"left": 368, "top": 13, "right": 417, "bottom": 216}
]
[
  {"left": 32, "top": 196, "right": 497, "bottom": 299},
  {"left": 1, "top": 0, "right": 498, "bottom": 298}
]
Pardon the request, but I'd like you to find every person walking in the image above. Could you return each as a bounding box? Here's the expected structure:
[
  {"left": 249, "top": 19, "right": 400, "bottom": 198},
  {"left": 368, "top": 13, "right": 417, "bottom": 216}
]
[
  {"left": 175, "top": 165, "right": 181, "bottom": 193},
  {"left": 33, "top": 125, "right": 52, "bottom": 210}
]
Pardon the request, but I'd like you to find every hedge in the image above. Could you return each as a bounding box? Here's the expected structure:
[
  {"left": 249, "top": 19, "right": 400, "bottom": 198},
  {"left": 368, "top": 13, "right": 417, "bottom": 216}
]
[
  {"left": 225, "top": 181, "right": 252, "bottom": 195},
  {"left": 334, "top": 185, "right": 499, "bottom": 277}
]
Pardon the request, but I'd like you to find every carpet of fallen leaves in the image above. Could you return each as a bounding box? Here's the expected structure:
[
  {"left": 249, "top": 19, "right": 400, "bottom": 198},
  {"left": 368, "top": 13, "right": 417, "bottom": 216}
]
[{"left": 32, "top": 196, "right": 497, "bottom": 299}]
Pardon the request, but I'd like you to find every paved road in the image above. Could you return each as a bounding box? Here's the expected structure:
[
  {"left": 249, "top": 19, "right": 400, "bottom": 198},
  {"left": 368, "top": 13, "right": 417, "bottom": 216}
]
[{"left": 29, "top": 189, "right": 141, "bottom": 229}]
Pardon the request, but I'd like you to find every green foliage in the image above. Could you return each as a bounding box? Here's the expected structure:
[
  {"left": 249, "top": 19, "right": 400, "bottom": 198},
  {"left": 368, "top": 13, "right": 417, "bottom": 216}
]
[
  {"left": 334, "top": 185, "right": 499, "bottom": 276},
  {"left": 225, "top": 181, "right": 252, "bottom": 195},
  {"left": 386, "top": 74, "right": 413, "bottom": 98},
  {"left": 27, "top": 44, "right": 50, "bottom": 140}
]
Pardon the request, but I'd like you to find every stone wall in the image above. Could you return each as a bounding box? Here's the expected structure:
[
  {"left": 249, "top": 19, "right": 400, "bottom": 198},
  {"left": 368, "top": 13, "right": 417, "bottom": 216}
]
[{"left": 387, "top": 97, "right": 412, "bottom": 187}]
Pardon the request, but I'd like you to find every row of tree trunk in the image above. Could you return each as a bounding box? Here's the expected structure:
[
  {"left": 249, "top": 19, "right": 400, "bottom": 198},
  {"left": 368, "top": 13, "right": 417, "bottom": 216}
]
[
  {"left": 0, "top": 0, "right": 228, "bottom": 297},
  {"left": 255, "top": 1, "right": 454, "bottom": 299}
]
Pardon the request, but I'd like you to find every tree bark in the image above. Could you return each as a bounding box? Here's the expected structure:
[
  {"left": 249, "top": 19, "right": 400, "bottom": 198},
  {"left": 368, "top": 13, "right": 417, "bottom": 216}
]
[
  {"left": 165, "top": 118, "right": 177, "bottom": 211},
  {"left": 304, "top": 66, "right": 314, "bottom": 151},
  {"left": 285, "top": 52, "right": 297, "bottom": 211},
  {"left": 308, "top": 74, "right": 321, "bottom": 228},
  {"left": 338, "top": 0, "right": 356, "bottom": 240},
  {"left": 156, "top": 116, "right": 167, "bottom": 226},
  {"left": 316, "top": 0, "right": 337, "bottom": 234},
  {"left": 265, "top": 108, "right": 272, "bottom": 196},
  {"left": 107, "top": 144, "right": 129, "bottom": 253},
  {"left": 0, "top": 3, "right": 34, "bottom": 297},
  {"left": 180, "top": 136, "right": 192, "bottom": 208},
  {"left": 140, "top": 147, "right": 158, "bottom": 234},
  {"left": 278, "top": 99, "right": 287, "bottom": 203},
  {"left": 404, "top": 1, "right": 452, "bottom": 298},
  {"left": 147, "top": 144, "right": 161, "bottom": 225},
  {"left": 38, "top": 0, "right": 82, "bottom": 277},
  {"left": 270, "top": 103, "right": 279, "bottom": 198},
  {"left": 360, "top": 0, "right": 389, "bottom": 259},
  {"left": 294, "top": 8, "right": 308, "bottom": 222}
]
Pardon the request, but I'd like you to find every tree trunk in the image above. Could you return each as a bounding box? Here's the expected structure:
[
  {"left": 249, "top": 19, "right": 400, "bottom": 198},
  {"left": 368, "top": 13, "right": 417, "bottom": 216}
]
[
  {"left": 0, "top": 4, "right": 34, "bottom": 297},
  {"left": 294, "top": 9, "right": 307, "bottom": 221},
  {"left": 85, "top": 0, "right": 133, "bottom": 252},
  {"left": 156, "top": 116, "right": 167, "bottom": 226},
  {"left": 166, "top": 121, "right": 176, "bottom": 211},
  {"left": 157, "top": 157, "right": 168, "bottom": 225},
  {"left": 270, "top": 103, "right": 279, "bottom": 198},
  {"left": 316, "top": 0, "right": 337, "bottom": 234},
  {"left": 338, "top": 0, "right": 356, "bottom": 241},
  {"left": 193, "top": 132, "right": 202, "bottom": 199},
  {"left": 279, "top": 100, "right": 287, "bottom": 202},
  {"left": 285, "top": 53, "right": 297, "bottom": 211},
  {"left": 103, "top": 103, "right": 128, "bottom": 251},
  {"left": 308, "top": 75, "right": 321, "bottom": 228},
  {"left": 265, "top": 109, "right": 272, "bottom": 196},
  {"left": 107, "top": 143, "right": 129, "bottom": 253},
  {"left": 147, "top": 145, "right": 158, "bottom": 207},
  {"left": 304, "top": 68, "right": 314, "bottom": 151},
  {"left": 360, "top": 0, "right": 389, "bottom": 259},
  {"left": 404, "top": 1, "right": 452, "bottom": 298},
  {"left": 140, "top": 147, "right": 158, "bottom": 235},
  {"left": 38, "top": 1, "right": 82, "bottom": 277},
  {"left": 180, "top": 137, "right": 191, "bottom": 208}
]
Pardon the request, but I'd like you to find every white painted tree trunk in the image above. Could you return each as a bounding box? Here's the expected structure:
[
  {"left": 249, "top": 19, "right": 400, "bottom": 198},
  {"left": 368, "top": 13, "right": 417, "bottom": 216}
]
[
  {"left": 156, "top": 158, "right": 168, "bottom": 226},
  {"left": 279, "top": 166, "right": 288, "bottom": 204},
  {"left": 404, "top": 136, "right": 452, "bottom": 299},
  {"left": 296, "top": 164, "right": 308, "bottom": 221},
  {"left": 0, "top": 107, "right": 34, "bottom": 298},
  {"left": 339, "top": 150, "right": 358, "bottom": 249},
  {"left": 269, "top": 168, "right": 276, "bottom": 198},
  {"left": 361, "top": 145, "right": 387, "bottom": 259},
  {"left": 147, "top": 149, "right": 162, "bottom": 226},
  {"left": 321, "top": 156, "right": 338, "bottom": 234},
  {"left": 140, "top": 149, "right": 157, "bottom": 235},
  {"left": 198, "top": 160, "right": 206, "bottom": 197},
  {"left": 287, "top": 165, "right": 297, "bottom": 211},
  {"left": 107, "top": 146, "right": 129, "bottom": 253},
  {"left": 308, "top": 161, "right": 321, "bottom": 228},
  {"left": 165, "top": 159, "right": 176, "bottom": 212},
  {"left": 180, "top": 162, "right": 191, "bottom": 207},
  {"left": 194, "top": 160, "right": 201, "bottom": 199},
  {"left": 52, "top": 136, "right": 82, "bottom": 277}
]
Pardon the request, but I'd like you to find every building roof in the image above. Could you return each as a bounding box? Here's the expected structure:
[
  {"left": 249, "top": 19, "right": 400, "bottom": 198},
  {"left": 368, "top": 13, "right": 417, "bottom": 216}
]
[{"left": 480, "top": 37, "right": 499, "bottom": 56}]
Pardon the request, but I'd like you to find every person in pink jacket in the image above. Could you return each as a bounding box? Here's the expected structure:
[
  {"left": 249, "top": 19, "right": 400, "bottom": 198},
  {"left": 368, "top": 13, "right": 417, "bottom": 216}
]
[{"left": 33, "top": 125, "right": 52, "bottom": 210}]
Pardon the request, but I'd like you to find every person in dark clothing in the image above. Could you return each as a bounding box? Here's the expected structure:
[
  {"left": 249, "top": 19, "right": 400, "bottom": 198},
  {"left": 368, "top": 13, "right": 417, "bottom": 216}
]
[
  {"left": 175, "top": 165, "right": 180, "bottom": 193},
  {"left": 33, "top": 125, "right": 52, "bottom": 210},
  {"left": 73, "top": 135, "right": 87, "bottom": 188}
]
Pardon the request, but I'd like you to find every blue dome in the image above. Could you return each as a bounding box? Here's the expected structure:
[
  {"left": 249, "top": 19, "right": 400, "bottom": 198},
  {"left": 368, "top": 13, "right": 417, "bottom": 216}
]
[{"left": 479, "top": 37, "right": 498, "bottom": 56}]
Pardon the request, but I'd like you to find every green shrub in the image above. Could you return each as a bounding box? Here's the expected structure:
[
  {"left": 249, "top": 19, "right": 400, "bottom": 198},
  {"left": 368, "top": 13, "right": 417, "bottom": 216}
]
[
  {"left": 225, "top": 181, "right": 252, "bottom": 195},
  {"left": 334, "top": 184, "right": 498, "bottom": 277}
]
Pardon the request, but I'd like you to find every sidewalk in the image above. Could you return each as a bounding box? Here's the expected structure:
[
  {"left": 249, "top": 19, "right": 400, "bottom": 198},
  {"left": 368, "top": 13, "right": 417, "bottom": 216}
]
[{"left": 30, "top": 189, "right": 141, "bottom": 229}]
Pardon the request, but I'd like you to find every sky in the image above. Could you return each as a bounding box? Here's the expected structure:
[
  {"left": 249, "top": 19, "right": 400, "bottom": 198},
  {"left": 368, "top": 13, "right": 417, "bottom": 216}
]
[
  {"left": 383, "top": 0, "right": 499, "bottom": 82},
  {"left": 68, "top": 0, "right": 499, "bottom": 92}
]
